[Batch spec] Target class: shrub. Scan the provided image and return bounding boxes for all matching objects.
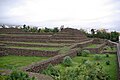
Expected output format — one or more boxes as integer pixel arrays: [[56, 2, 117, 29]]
[[77, 49, 82, 56], [84, 60, 93, 68], [106, 53, 109, 57], [6, 71, 36, 80], [61, 62, 110, 80], [96, 62, 100, 65], [81, 50, 90, 57], [63, 56, 73, 67], [81, 59, 87, 64], [106, 60, 110, 65], [42, 64, 60, 79], [94, 54, 102, 60]]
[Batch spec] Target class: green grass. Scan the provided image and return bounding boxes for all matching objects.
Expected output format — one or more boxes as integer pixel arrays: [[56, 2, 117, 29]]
[[59, 46, 71, 54], [6, 46, 61, 51], [86, 44, 99, 48], [0, 55, 48, 69], [55, 54, 117, 80]]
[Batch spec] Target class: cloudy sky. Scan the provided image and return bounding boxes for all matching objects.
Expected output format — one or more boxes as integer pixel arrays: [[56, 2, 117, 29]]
[[0, 0, 120, 31]]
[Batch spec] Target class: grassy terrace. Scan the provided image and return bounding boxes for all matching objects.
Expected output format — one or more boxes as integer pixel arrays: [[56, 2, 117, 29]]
[[104, 46, 117, 51], [85, 44, 99, 48], [0, 55, 49, 69], [5, 46, 61, 51], [55, 54, 117, 80]]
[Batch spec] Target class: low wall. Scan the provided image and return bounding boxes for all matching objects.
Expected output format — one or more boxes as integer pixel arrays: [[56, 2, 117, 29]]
[[22, 49, 78, 73], [0, 51, 7, 56], [2, 48, 59, 57], [71, 39, 93, 49], [117, 43, 120, 80]]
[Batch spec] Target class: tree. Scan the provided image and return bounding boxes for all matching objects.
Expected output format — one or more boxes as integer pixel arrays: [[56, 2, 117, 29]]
[[110, 31, 119, 42], [91, 29, 95, 38], [44, 27, 50, 32], [91, 29, 95, 35], [53, 27, 59, 33], [23, 24, 26, 29], [60, 25, 64, 31]]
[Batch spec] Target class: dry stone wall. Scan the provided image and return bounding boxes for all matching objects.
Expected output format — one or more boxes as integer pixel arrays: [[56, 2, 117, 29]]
[[22, 49, 78, 73], [2, 48, 59, 57]]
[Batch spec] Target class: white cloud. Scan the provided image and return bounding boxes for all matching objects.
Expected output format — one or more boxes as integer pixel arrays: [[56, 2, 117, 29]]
[[0, 0, 120, 31], [8, 0, 114, 21]]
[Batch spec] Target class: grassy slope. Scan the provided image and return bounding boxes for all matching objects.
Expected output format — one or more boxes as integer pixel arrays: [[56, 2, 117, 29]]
[[0, 55, 48, 69], [55, 54, 117, 80]]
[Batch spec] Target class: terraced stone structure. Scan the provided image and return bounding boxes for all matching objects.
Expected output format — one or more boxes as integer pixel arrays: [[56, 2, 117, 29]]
[[0, 28, 93, 57], [50, 28, 90, 43], [0, 28, 119, 80]]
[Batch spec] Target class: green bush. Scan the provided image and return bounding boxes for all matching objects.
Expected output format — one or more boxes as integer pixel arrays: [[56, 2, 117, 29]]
[[81, 59, 87, 64], [106, 53, 109, 57], [42, 64, 60, 79], [61, 62, 110, 80], [106, 60, 110, 65], [63, 56, 73, 67], [6, 71, 36, 80], [96, 62, 100, 65], [77, 49, 82, 56], [81, 50, 90, 57], [94, 54, 102, 60]]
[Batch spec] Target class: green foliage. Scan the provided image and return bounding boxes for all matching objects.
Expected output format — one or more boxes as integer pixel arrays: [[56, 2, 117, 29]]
[[29, 27, 38, 32], [63, 56, 73, 67], [21, 25, 60, 33], [61, 61, 110, 80], [6, 71, 36, 80], [88, 29, 119, 42], [110, 31, 119, 42], [106, 60, 110, 65], [41, 64, 60, 79], [94, 54, 102, 60], [77, 50, 90, 57], [77, 49, 82, 56], [81, 59, 87, 64], [53, 27, 59, 33], [81, 50, 90, 57], [44, 27, 51, 32]]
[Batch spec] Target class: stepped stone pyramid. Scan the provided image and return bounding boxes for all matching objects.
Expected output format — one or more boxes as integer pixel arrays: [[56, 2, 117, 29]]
[[50, 28, 90, 43]]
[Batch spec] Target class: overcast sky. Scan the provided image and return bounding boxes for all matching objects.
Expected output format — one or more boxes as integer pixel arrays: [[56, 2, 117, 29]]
[[0, 0, 120, 31]]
